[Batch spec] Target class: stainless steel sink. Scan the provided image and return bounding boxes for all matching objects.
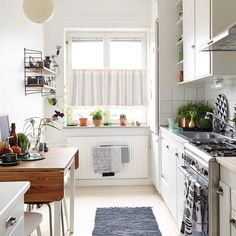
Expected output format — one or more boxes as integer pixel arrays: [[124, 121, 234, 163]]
[[180, 131, 227, 140]]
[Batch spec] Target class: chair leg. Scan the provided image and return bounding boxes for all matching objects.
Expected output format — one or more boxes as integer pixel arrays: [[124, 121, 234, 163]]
[[37, 226, 42, 236], [61, 202, 65, 236], [45, 203, 53, 236], [63, 197, 69, 230]]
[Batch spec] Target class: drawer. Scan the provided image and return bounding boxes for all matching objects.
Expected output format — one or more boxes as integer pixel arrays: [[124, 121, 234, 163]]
[[231, 189, 236, 212], [0, 196, 24, 236], [8, 217, 24, 236]]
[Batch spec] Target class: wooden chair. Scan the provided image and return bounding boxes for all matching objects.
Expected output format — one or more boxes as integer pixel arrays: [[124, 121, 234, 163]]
[[24, 212, 43, 236]]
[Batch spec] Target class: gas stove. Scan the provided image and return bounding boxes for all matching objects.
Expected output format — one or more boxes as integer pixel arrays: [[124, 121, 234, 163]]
[[191, 139, 236, 157]]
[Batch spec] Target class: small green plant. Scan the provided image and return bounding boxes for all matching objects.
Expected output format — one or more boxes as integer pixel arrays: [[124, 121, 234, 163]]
[[90, 109, 106, 120]]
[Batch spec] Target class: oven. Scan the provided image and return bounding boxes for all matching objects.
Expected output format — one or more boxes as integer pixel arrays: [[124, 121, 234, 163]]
[[179, 143, 220, 236]]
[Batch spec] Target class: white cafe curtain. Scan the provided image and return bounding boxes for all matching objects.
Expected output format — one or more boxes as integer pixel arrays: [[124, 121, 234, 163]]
[[67, 69, 147, 106]]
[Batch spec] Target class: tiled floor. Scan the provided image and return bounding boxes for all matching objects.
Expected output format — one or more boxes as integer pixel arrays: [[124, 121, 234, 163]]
[[29, 185, 179, 236]]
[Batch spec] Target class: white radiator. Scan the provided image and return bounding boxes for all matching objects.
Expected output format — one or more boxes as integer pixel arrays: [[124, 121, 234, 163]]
[[67, 136, 149, 180]]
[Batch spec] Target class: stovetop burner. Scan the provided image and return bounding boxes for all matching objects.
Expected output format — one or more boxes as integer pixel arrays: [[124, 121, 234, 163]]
[[191, 139, 236, 157]]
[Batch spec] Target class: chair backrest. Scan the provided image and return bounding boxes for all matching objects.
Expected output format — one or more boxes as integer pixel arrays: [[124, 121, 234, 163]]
[[24, 212, 43, 236]]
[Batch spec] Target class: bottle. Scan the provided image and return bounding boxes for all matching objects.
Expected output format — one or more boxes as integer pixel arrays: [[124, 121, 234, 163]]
[[9, 123, 18, 146]]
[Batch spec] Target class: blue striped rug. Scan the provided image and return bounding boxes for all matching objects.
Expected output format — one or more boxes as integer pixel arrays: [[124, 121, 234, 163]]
[[92, 207, 162, 236]]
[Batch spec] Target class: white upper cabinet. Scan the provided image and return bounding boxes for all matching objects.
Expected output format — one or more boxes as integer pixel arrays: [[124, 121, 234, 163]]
[[182, 0, 236, 82], [195, 0, 211, 79], [182, 0, 195, 81]]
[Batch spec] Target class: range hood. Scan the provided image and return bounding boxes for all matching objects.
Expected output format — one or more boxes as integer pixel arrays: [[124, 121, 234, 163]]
[[199, 22, 236, 51]]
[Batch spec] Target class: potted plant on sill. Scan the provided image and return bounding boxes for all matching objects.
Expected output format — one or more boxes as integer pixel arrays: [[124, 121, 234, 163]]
[[79, 117, 88, 126], [90, 109, 106, 127]]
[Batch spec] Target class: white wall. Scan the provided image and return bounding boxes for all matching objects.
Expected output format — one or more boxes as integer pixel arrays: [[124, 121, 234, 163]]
[[44, 0, 151, 141], [0, 0, 44, 132]]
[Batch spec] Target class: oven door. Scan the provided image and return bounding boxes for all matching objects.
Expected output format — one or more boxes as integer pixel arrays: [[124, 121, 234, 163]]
[[178, 163, 209, 235]]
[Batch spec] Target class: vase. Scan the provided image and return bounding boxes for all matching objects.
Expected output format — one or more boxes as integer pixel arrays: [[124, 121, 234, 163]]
[[29, 135, 41, 154]]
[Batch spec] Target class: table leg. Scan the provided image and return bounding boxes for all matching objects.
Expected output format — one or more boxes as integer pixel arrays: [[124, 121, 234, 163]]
[[70, 158, 75, 233], [54, 200, 62, 236]]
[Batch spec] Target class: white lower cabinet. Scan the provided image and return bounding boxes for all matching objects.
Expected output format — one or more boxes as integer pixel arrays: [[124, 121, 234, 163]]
[[160, 128, 186, 226], [161, 138, 177, 219], [219, 166, 236, 236], [150, 133, 160, 191]]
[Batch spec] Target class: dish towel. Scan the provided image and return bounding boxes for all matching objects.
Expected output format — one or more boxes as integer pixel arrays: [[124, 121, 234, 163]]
[[92, 147, 111, 173], [180, 174, 207, 236], [92, 146, 123, 173]]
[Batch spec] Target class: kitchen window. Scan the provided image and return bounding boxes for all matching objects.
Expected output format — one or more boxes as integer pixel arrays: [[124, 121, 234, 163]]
[[66, 31, 148, 125]]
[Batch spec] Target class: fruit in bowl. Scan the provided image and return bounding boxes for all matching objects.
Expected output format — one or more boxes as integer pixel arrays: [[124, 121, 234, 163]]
[[0, 141, 13, 156], [11, 146, 22, 154]]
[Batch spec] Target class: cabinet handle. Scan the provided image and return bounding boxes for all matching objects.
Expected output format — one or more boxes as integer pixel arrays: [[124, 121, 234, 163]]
[[191, 45, 195, 49], [216, 186, 224, 195], [230, 218, 236, 225], [6, 216, 17, 227], [166, 145, 169, 149], [207, 40, 214, 45], [175, 153, 179, 157]]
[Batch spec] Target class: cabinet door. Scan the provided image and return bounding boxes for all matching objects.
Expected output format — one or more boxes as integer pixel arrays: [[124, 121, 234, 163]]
[[161, 138, 177, 220], [183, 0, 195, 81], [195, 0, 211, 78], [151, 133, 160, 191], [219, 180, 231, 236], [176, 150, 185, 229]]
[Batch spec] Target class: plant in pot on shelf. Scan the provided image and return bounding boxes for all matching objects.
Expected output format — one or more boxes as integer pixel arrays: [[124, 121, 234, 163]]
[[90, 109, 106, 127]]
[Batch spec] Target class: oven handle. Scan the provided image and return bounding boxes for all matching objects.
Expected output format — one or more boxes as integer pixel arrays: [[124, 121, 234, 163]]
[[178, 165, 189, 176]]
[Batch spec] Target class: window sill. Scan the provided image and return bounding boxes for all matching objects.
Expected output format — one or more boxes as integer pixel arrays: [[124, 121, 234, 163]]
[[62, 125, 150, 137]]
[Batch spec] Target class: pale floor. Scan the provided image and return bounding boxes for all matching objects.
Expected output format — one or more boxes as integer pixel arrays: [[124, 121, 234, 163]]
[[29, 185, 179, 236]]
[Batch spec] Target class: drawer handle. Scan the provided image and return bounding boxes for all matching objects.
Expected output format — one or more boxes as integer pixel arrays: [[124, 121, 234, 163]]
[[216, 186, 223, 195], [230, 218, 236, 225], [6, 216, 17, 227]]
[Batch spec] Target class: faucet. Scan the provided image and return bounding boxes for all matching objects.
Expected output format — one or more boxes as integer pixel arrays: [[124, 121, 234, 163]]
[[205, 112, 236, 133]]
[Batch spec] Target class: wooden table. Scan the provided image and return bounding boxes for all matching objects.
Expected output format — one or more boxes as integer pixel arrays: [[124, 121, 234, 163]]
[[0, 147, 79, 236]]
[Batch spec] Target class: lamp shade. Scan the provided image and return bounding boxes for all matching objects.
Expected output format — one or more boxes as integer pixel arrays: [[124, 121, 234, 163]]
[[23, 0, 54, 23]]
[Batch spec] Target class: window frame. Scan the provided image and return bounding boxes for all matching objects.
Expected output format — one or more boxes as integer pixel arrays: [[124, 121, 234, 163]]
[[65, 29, 149, 125], [66, 30, 148, 70]]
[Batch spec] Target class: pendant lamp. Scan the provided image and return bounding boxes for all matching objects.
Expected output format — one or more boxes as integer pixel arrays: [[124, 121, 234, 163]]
[[23, 0, 54, 23]]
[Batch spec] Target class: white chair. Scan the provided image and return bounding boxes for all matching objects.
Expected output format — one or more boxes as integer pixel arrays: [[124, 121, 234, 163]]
[[24, 212, 43, 236]]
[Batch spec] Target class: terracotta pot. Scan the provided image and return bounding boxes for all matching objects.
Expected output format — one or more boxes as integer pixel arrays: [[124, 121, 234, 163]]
[[179, 118, 190, 128], [93, 119, 102, 127], [79, 118, 88, 126]]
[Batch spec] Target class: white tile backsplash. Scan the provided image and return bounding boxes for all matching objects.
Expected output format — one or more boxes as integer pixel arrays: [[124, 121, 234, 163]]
[[160, 88, 171, 101], [184, 88, 197, 101], [171, 100, 185, 114], [196, 88, 205, 101], [159, 87, 203, 125], [172, 87, 185, 100], [160, 100, 172, 114]]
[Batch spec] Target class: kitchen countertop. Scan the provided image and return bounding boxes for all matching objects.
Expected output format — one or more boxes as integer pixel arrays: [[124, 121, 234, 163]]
[[161, 126, 236, 173], [216, 157, 236, 173]]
